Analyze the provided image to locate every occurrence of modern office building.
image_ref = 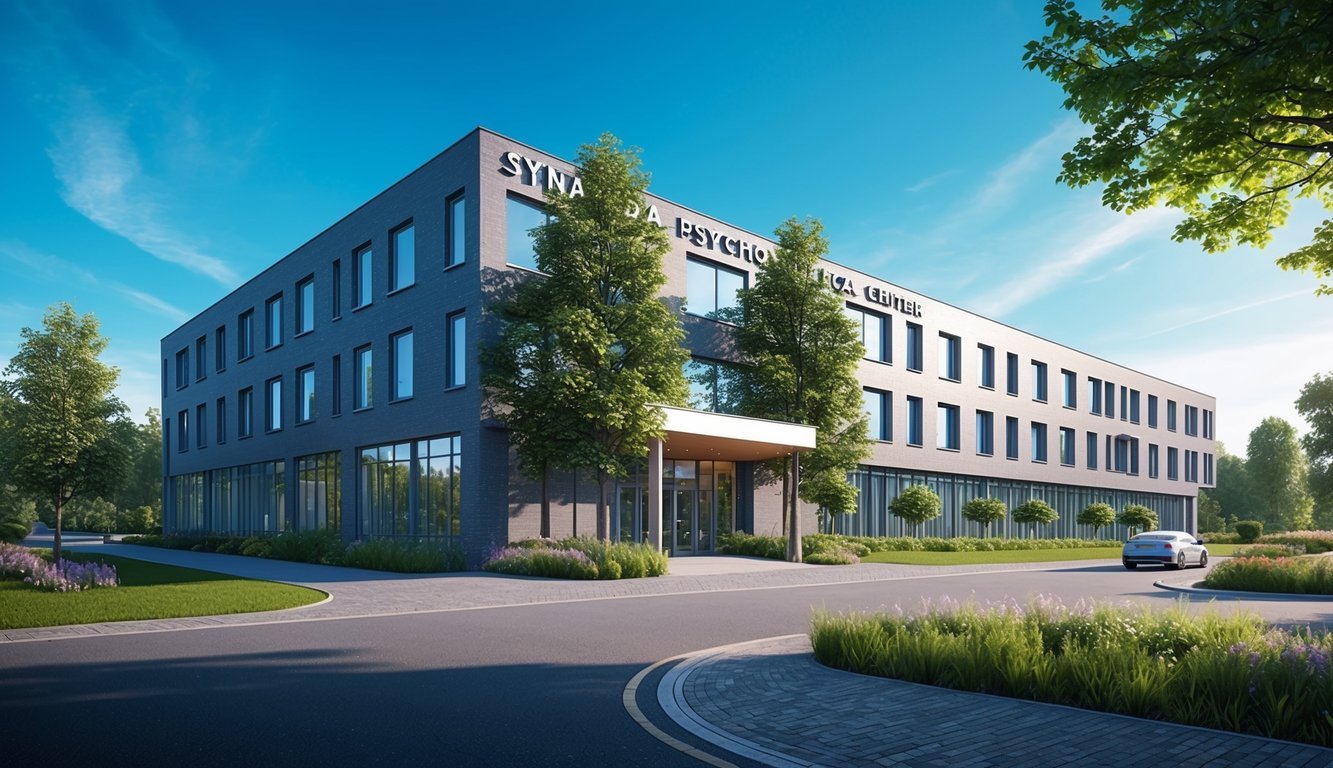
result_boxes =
[161,128,1217,562]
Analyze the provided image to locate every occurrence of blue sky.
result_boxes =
[1,0,1329,455]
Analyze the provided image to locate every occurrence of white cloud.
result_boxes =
[1139,289,1311,340]
[970,119,1081,213]
[0,240,189,322]
[904,169,958,193]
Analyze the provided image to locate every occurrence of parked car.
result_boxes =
[1122,531,1208,570]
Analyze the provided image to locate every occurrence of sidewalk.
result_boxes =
[657,635,1333,768]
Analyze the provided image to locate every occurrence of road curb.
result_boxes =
[1153,580,1333,602]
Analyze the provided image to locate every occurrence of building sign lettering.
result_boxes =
[819,270,922,317]
[499,151,661,223]
[676,218,771,263]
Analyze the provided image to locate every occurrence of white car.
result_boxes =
[1122,531,1209,570]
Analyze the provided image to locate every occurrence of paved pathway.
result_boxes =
[657,635,1333,768]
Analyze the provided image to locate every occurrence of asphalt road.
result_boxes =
[3,563,1330,767]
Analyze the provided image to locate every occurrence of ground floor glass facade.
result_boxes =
[358,434,462,539]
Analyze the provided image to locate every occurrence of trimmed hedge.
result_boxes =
[1257,531,1333,554]
[121,532,466,573]
[717,532,1122,563]
[1234,520,1264,543]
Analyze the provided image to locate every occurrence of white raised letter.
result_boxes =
[523,157,544,186]
[500,152,522,176]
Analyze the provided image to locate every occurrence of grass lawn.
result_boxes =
[861,543,1241,566]
[0,551,326,630]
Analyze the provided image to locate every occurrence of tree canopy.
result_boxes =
[1296,372,1333,526]
[1247,416,1314,531]
[1117,503,1158,535]
[961,496,1007,536]
[1013,499,1059,536]
[890,484,942,532]
[1025,0,1333,294]
[1077,502,1116,535]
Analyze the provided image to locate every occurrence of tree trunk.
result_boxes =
[539,463,550,539]
[53,494,63,563]
[595,470,609,542]
[780,457,789,537]
[787,453,802,563]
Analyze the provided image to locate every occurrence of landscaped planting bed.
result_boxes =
[811,597,1333,746]
[718,532,1133,565]
[1203,555,1333,595]
[483,537,668,579]
[123,530,466,573]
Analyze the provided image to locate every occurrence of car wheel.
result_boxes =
[1198,551,1208,568]
[1123,561,1137,570]
[1173,552,1186,570]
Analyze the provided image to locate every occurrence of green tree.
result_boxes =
[113,409,163,514]
[730,218,871,561]
[1296,372,1333,526]
[486,133,689,542]
[1025,0,1333,294]
[1212,444,1261,523]
[961,497,1007,537]
[1013,499,1058,538]
[890,484,942,534]
[1117,504,1158,536]
[1247,416,1315,531]
[1,304,127,560]
[1077,502,1116,536]
[1197,490,1224,533]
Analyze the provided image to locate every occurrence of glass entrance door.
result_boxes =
[615,460,735,555]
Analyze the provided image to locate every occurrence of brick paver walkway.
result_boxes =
[659,635,1333,768]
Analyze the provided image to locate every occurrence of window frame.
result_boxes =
[391,328,414,401]
[238,309,255,362]
[975,409,994,456]
[906,395,923,447]
[447,310,467,389]
[389,220,416,293]
[905,322,923,373]
[938,333,961,382]
[265,293,284,350]
[936,402,961,451]
[977,344,995,389]
[354,243,373,309]
[297,364,316,424]
[446,190,466,268]
[265,376,283,433]
[296,275,315,336]
[238,387,254,439]
[354,344,373,411]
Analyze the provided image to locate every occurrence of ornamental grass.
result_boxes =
[1203,556,1333,595]
[810,596,1333,746]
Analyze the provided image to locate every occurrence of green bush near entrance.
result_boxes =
[482,538,667,579]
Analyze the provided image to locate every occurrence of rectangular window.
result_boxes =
[196,403,207,449]
[1127,390,1140,424]
[298,365,315,423]
[297,451,343,532]
[392,329,414,400]
[1031,360,1048,402]
[1205,409,1214,439]
[906,323,923,372]
[447,191,466,267]
[1089,377,1102,415]
[937,403,960,450]
[1149,443,1160,479]
[686,357,741,414]
[355,345,373,409]
[1130,438,1140,475]
[215,326,226,373]
[1005,416,1019,460]
[1114,437,1130,473]
[686,258,747,321]
[1061,369,1076,409]
[359,435,461,538]
[1104,381,1115,419]
[976,410,994,455]
[1168,400,1178,431]
[906,396,923,446]
[195,336,207,381]
[447,311,467,388]
[938,333,961,381]
[1006,352,1019,396]
[1031,422,1048,463]
[175,348,189,389]
[354,244,373,307]
[1185,449,1199,482]
[332,259,342,320]
[390,221,415,291]
[238,309,254,361]
[1120,385,1128,422]
[216,396,227,445]
[1204,453,1214,485]
[845,305,889,363]
[177,409,189,452]
[1087,431,1098,470]
[1185,405,1200,436]
[864,388,891,441]
[1106,435,1113,472]
[266,377,282,432]
[297,276,315,335]
[978,344,994,389]
[1059,427,1075,466]
[238,387,254,439]
[1148,394,1158,428]
[332,354,342,416]
[266,294,283,349]
[506,194,549,270]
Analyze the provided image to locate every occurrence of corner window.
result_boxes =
[975,410,993,455]
[298,365,315,423]
[447,311,467,388]
[845,305,888,363]
[297,276,315,335]
[238,309,254,361]
[506,194,549,271]
[266,376,283,432]
[446,191,466,267]
[354,244,373,308]
[266,294,283,349]
[906,323,923,372]
[390,221,415,291]
[686,258,746,322]
[906,396,923,447]
[864,388,891,441]
[392,329,414,400]
[938,333,961,381]
[355,345,373,410]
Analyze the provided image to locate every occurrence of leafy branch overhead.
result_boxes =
[1024,0,1333,293]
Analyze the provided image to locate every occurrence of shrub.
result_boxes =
[1200,531,1241,544]
[1234,520,1264,543]
[0,519,30,544]
[341,538,467,573]
[804,533,869,558]
[483,546,599,579]
[811,598,1333,746]
[239,537,273,558]
[1203,556,1333,595]
[1077,503,1116,535]
[1233,544,1306,558]
[1258,530,1333,554]
[1117,504,1158,535]
[267,529,345,565]
[557,536,668,578]
[717,532,787,559]
[961,497,1007,536]
[805,547,859,565]
[891,484,942,532]
[1012,499,1058,537]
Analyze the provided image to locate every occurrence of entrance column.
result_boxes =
[648,437,663,552]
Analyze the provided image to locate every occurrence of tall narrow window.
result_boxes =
[1148,394,1158,428]
[938,333,961,381]
[196,403,207,449]
[978,344,994,389]
[195,337,207,381]
[447,311,467,388]
[1168,447,1179,480]
[447,191,466,267]
[906,396,923,446]
[1005,416,1019,460]
[976,410,994,455]
[1130,438,1140,475]
[238,309,254,361]
[1031,360,1048,402]
[1061,369,1076,409]
[216,397,227,444]
[355,345,373,409]
[1120,386,1128,422]
[175,348,189,389]
[215,326,226,373]
[1087,431,1098,470]
[863,388,890,441]
[906,323,923,372]
[1031,422,1048,463]
[354,244,373,308]
[1185,405,1200,436]
[845,305,888,363]
[332,354,342,416]
[390,221,415,291]
[266,294,283,349]
[506,194,549,270]
[1167,400,1178,431]
[298,365,315,423]
[687,258,746,321]
[238,387,253,439]
[297,276,315,335]
[1104,381,1115,419]
[1149,444,1160,478]
[936,403,960,450]
[1089,377,1102,415]
[1006,353,1019,396]
[177,409,189,452]
[1203,409,1214,439]
[266,377,283,432]
[1129,390,1141,424]
[392,330,414,400]
[332,259,342,320]
[1059,427,1075,466]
